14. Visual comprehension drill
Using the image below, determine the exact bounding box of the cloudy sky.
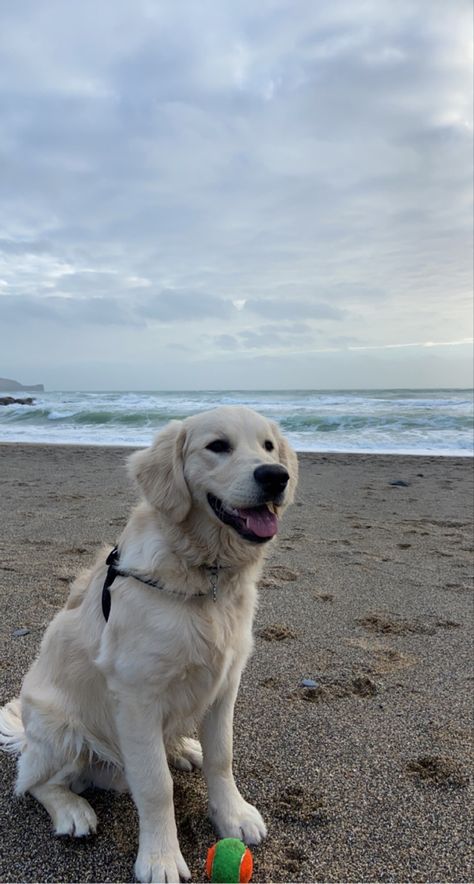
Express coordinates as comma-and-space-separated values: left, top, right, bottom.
0, 0, 472, 390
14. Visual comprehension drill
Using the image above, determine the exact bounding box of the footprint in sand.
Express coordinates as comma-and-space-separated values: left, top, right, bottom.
406, 755, 468, 788
282, 526, 306, 542
258, 624, 296, 641
260, 676, 282, 689
281, 846, 307, 877
272, 785, 329, 826
291, 673, 378, 704
260, 565, 299, 588
357, 613, 460, 636
348, 640, 417, 674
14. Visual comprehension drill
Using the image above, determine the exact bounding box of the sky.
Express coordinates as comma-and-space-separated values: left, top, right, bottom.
0, 0, 472, 391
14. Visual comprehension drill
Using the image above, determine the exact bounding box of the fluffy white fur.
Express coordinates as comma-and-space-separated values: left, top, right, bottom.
0, 406, 298, 883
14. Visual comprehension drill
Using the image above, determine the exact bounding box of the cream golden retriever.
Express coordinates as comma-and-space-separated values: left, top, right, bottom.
0, 405, 298, 883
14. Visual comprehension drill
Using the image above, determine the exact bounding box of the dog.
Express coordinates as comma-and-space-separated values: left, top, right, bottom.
0, 405, 298, 883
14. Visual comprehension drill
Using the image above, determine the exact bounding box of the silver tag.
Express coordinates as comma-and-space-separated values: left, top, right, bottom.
209, 564, 219, 602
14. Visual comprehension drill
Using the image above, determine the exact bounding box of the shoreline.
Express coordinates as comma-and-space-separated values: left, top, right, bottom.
0, 440, 472, 459
0, 444, 472, 882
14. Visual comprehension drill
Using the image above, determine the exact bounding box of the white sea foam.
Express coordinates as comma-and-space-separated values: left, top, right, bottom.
0, 389, 472, 455
47, 410, 77, 420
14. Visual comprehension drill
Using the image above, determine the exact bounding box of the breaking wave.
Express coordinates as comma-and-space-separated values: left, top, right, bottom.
0, 389, 472, 455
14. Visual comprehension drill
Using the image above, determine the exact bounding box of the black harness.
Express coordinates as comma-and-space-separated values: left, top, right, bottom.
101, 546, 220, 621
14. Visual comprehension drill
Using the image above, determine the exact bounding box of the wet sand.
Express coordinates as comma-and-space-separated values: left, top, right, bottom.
0, 444, 472, 883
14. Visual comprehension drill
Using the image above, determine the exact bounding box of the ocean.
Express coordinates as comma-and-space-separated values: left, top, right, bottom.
0, 389, 472, 456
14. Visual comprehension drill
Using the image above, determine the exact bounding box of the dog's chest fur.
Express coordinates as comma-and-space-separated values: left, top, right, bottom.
96, 569, 257, 734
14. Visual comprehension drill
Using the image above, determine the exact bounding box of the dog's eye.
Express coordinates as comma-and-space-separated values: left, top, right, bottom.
264, 439, 274, 452
206, 439, 231, 454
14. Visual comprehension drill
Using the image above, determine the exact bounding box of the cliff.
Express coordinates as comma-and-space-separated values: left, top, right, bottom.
0, 377, 44, 392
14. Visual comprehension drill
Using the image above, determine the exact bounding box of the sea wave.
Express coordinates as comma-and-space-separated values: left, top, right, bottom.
0, 389, 472, 454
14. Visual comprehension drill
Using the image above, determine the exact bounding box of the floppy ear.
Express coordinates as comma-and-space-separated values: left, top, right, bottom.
272, 423, 299, 505
127, 420, 191, 522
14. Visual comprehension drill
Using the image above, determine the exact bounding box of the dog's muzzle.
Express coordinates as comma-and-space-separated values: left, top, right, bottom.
207, 493, 280, 543
207, 463, 289, 544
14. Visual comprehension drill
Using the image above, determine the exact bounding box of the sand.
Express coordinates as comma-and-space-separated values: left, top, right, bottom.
0, 443, 472, 883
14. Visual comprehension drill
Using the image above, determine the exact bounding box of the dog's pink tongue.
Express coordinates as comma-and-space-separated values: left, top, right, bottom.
238, 506, 278, 538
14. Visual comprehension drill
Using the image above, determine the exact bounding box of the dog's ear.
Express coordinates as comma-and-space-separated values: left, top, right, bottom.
128, 421, 191, 522
272, 423, 299, 505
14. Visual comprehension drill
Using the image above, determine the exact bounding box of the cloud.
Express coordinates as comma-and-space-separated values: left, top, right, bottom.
0, 294, 140, 326
213, 334, 239, 350
244, 299, 345, 320
0, 0, 471, 387
0, 237, 53, 255
139, 290, 234, 322
349, 338, 474, 351
0, 287, 235, 327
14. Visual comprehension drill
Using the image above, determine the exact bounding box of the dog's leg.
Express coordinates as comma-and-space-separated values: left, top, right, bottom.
168, 737, 203, 772
30, 781, 98, 836
17, 747, 97, 836
199, 670, 267, 845
115, 697, 191, 884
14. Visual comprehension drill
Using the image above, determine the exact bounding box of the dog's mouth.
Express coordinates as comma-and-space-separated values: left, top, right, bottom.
207, 493, 279, 544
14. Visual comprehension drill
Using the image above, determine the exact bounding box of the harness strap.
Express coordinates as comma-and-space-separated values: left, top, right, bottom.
101, 546, 216, 622
101, 547, 120, 622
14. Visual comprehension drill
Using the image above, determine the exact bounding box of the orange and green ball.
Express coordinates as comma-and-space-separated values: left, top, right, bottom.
205, 838, 253, 883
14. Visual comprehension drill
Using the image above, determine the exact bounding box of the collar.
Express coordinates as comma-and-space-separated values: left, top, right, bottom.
101, 546, 225, 622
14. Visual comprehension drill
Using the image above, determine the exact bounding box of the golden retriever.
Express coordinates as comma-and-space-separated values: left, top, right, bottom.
0, 405, 298, 883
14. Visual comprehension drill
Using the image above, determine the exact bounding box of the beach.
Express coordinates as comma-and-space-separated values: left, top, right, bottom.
0, 443, 472, 883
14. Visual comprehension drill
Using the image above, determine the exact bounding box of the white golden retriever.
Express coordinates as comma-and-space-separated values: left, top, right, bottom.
0, 406, 298, 883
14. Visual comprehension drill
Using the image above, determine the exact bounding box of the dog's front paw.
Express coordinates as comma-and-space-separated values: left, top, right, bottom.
134, 842, 191, 883
53, 794, 97, 837
210, 796, 267, 845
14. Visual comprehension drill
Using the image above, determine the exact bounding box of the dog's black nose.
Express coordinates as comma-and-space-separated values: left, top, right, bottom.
254, 464, 289, 497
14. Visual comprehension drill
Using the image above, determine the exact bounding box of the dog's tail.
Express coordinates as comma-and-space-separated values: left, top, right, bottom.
0, 698, 26, 755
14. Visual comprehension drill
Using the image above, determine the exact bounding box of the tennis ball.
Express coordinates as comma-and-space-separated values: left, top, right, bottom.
205, 838, 253, 883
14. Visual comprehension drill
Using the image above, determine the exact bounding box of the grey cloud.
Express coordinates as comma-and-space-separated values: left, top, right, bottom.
258, 322, 312, 335
244, 299, 345, 320
0, 286, 235, 327
213, 334, 240, 350
0, 295, 141, 327
208, 321, 315, 351
329, 334, 362, 347
140, 290, 234, 322
239, 328, 314, 349
324, 284, 388, 303
53, 271, 125, 296
0, 238, 53, 255
0, 0, 471, 387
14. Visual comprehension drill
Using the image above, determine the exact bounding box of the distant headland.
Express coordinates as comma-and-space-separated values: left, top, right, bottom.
0, 377, 44, 392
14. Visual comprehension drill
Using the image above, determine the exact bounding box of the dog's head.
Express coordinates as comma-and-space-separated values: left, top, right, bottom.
128, 406, 298, 545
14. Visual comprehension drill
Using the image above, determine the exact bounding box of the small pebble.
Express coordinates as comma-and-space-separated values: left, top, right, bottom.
13, 628, 30, 637
301, 678, 318, 689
